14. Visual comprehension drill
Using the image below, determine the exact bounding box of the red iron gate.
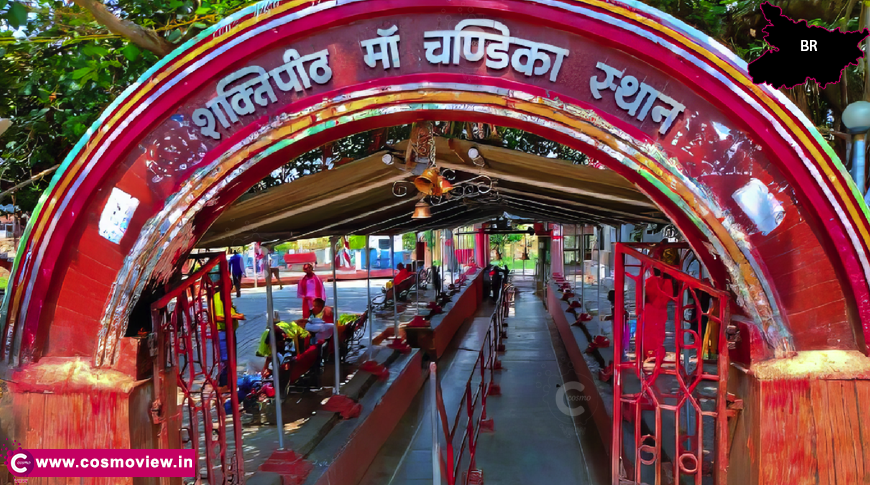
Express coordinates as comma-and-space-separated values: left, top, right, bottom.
150, 253, 244, 484
612, 243, 730, 485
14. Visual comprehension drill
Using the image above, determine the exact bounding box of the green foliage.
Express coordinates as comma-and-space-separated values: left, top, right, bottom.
0, 0, 251, 212
275, 241, 296, 252
402, 232, 416, 251
490, 233, 523, 252
348, 235, 367, 250
499, 128, 588, 164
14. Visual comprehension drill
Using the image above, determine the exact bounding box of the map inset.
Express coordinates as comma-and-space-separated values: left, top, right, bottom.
748, 2, 870, 89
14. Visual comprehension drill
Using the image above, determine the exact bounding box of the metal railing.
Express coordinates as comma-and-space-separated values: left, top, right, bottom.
150, 253, 244, 484
430, 280, 513, 485
612, 243, 730, 485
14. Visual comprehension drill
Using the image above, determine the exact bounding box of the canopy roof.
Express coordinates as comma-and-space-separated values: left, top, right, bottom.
198, 137, 666, 247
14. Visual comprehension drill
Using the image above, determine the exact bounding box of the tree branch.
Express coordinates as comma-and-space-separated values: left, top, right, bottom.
0, 165, 60, 203
72, 0, 174, 56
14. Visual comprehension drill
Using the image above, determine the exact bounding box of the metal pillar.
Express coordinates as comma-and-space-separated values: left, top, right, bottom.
596, 226, 603, 318
253, 243, 259, 288
265, 254, 284, 448
430, 362, 441, 485
366, 235, 373, 361
330, 236, 341, 394
572, 224, 577, 292
391, 235, 398, 338
580, 225, 586, 307
852, 133, 866, 195
415, 232, 421, 311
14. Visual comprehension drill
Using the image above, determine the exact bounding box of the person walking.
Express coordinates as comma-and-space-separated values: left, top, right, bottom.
297, 263, 326, 318
268, 248, 284, 290
229, 249, 244, 297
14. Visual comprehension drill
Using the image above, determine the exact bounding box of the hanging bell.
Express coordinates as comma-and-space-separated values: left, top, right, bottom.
414, 167, 440, 196
412, 200, 432, 219
520, 250, 530, 261
436, 176, 453, 196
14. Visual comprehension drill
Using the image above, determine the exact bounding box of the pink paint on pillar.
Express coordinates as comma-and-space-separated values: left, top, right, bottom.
475, 228, 488, 267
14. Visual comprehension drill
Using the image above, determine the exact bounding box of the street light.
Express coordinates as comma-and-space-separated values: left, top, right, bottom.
842, 101, 870, 195
0, 119, 11, 137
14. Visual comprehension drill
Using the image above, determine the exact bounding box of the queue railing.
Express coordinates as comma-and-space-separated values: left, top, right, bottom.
430, 280, 513, 485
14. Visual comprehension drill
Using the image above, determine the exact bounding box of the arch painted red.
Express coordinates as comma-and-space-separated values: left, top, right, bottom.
3, 0, 870, 371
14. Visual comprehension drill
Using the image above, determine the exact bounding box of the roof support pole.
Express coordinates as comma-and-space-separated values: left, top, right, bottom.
265, 252, 285, 449
415, 232, 421, 314
596, 226, 603, 319
330, 236, 341, 395
580, 225, 586, 308
573, 223, 578, 296
366, 235, 373, 362
391, 235, 399, 339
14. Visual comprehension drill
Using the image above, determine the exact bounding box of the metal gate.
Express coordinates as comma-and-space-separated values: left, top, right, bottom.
150, 253, 244, 484
612, 243, 730, 485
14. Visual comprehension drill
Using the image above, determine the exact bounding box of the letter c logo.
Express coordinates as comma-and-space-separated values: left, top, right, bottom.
7, 450, 34, 476
9, 453, 27, 473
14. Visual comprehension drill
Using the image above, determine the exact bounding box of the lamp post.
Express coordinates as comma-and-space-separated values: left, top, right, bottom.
842, 101, 870, 196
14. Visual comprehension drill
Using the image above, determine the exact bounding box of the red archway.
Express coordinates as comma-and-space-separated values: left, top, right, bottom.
4, 0, 870, 479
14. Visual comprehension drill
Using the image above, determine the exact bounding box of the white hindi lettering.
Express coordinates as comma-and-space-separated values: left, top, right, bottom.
192, 48, 332, 140
589, 61, 685, 135
423, 19, 568, 82
360, 25, 401, 70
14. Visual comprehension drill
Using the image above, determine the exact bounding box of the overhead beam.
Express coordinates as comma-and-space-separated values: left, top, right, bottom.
497, 187, 668, 223
200, 170, 410, 245
434, 159, 655, 208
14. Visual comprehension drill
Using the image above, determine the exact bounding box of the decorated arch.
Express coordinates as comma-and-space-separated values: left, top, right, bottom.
3, 0, 869, 371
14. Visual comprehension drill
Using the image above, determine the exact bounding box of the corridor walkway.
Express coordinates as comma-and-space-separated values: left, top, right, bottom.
359, 276, 609, 484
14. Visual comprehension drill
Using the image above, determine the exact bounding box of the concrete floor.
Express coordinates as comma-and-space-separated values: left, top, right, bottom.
359, 276, 610, 485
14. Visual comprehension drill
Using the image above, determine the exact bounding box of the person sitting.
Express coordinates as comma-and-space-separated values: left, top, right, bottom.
393, 263, 413, 287
257, 311, 309, 358
300, 298, 335, 342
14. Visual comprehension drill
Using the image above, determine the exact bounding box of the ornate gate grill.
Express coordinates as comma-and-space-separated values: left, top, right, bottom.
151, 253, 244, 484
612, 243, 730, 485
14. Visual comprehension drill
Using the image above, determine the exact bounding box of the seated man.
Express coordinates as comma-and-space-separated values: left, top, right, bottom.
393, 263, 413, 287
300, 298, 335, 342
257, 311, 309, 358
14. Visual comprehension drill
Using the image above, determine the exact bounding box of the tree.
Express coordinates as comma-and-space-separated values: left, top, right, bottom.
490, 233, 523, 260
0, 0, 250, 212
402, 232, 416, 251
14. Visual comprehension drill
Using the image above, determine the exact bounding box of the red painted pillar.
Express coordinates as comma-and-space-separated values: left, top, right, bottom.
475, 226, 487, 267
551, 224, 564, 276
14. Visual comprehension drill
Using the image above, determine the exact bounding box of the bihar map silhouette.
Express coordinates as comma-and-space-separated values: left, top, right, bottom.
748, 2, 869, 89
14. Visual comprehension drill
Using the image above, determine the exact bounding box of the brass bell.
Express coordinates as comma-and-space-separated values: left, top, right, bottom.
437, 176, 453, 196
412, 200, 432, 219
414, 167, 440, 196
414, 167, 454, 197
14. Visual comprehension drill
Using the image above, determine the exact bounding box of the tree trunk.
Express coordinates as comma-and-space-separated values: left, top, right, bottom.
780, 86, 813, 120
72, 0, 174, 56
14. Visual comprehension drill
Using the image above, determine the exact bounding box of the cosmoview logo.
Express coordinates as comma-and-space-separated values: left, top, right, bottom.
555, 381, 591, 417
6, 449, 35, 477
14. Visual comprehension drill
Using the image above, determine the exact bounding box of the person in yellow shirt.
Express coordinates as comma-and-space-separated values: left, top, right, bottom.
214, 288, 244, 388
258, 311, 310, 378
